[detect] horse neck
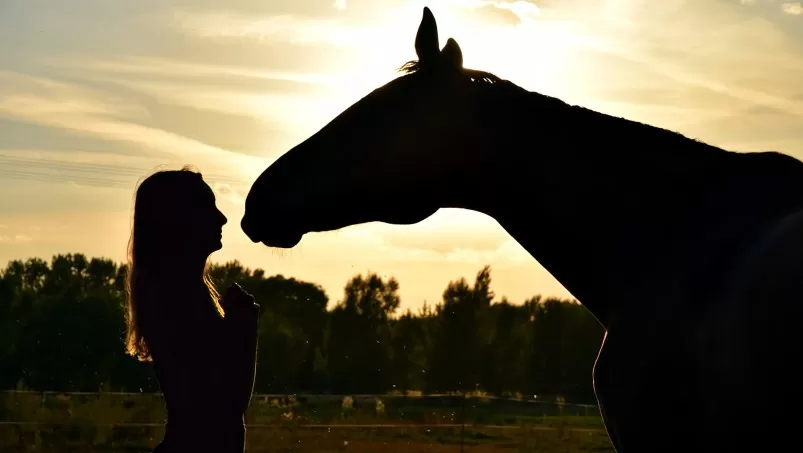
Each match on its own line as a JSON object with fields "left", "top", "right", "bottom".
{"left": 458, "top": 87, "right": 800, "bottom": 327}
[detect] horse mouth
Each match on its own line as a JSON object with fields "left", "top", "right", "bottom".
{"left": 242, "top": 204, "right": 439, "bottom": 248}
{"left": 241, "top": 215, "right": 305, "bottom": 248}
{"left": 260, "top": 232, "right": 303, "bottom": 249}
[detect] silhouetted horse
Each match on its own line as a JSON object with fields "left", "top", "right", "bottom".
{"left": 241, "top": 7, "right": 803, "bottom": 452}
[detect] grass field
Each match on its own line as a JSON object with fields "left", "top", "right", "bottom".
{"left": 0, "top": 391, "right": 615, "bottom": 452}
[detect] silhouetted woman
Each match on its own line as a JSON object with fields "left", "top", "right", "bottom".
{"left": 124, "top": 168, "right": 260, "bottom": 452}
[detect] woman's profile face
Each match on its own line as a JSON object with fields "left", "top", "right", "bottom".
{"left": 185, "top": 180, "right": 228, "bottom": 256}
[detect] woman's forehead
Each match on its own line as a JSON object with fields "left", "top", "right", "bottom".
{"left": 185, "top": 179, "right": 216, "bottom": 206}
{"left": 199, "top": 181, "right": 216, "bottom": 201}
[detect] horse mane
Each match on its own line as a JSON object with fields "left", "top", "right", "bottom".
{"left": 398, "top": 59, "right": 522, "bottom": 90}
{"left": 398, "top": 60, "right": 727, "bottom": 162}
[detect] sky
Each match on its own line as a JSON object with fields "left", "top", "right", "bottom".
{"left": 1, "top": 0, "right": 802, "bottom": 312}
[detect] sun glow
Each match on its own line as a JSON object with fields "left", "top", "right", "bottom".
{"left": 274, "top": 0, "right": 593, "bottom": 232}
{"left": 309, "top": 0, "right": 589, "bottom": 122}
{"left": 235, "top": 0, "right": 597, "bottom": 247}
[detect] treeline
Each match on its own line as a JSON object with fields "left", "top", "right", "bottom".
{"left": 0, "top": 254, "right": 605, "bottom": 403}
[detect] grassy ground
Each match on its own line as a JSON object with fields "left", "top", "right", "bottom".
{"left": 0, "top": 392, "right": 614, "bottom": 452}
{"left": 4, "top": 424, "right": 615, "bottom": 452}
{"left": 244, "top": 425, "right": 614, "bottom": 453}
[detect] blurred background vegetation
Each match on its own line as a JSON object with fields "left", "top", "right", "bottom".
{"left": 0, "top": 253, "right": 610, "bottom": 451}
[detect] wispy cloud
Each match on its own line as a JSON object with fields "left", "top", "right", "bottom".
{"left": 335, "top": 220, "right": 533, "bottom": 267}
{"left": 782, "top": 2, "right": 803, "bottom": 15}
{"left": 0, "top": 234, "right": 33, "bottom": 244}
{"left": 98, "top": 78, "right": 338, "bottom": 133}
{"left": 211, "top": 182, "right": 246, "bottom": 205}
{"left": 0, "top": 69, "right": 274, "bottom": 197}
{"left": 0, "top": 71, "right": 268, "bottom": 188}
{"left": 331, "top": 208, "right": 535, "bottom": 266}
{"left": 170, "top": 9, "right": 373, "bottom": 46}
{"left": 55, "top": 55, "right": 347, "bottom": 87}
{"left": 0, "top": 151, "right": 244, "bottom": 190}
{"left": 0, "top": 70, "right": 147, "bottom": 120}
{"left": 526, "top": 0, "right": 803, "bottom": 140}
{"left": 739, "top": 0, "right": 803, "bottom": 14}
{"left": 455, "top": 0, "right": 541, "bottom": 24}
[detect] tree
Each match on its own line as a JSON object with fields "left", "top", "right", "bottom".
{"left": 390, "top": 309, "right": 431, "bottom": 393}
{"left": 482, "top": 299, "right": 530, "bottom": 395}
{"left": 527, "top": 298, "right": 604, "bottom": 403}
{"left": 1, "top": 254, "right": 604, "bottom": 402}
{"left": 327, "top": 273, "right": 400, "bottom": 394}
{"left": 428, "top": 266, "right": 494, "bottom": 393}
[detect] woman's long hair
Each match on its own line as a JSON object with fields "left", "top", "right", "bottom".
{"left": 124, "top": 167, "right": 223, "bottom": 362}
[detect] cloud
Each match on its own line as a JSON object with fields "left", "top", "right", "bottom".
{"left": 0, "top": 234, "right": 33, "bottom": 244}
{"left": 333, "top": 222, "right": 534, "bottom": 268}
{"left": 738, "top": 0, "right": 803, "bottom": 16}
{"left": 339, "top": 208, "right": 535, "bottom": 266}
{"left": 96, "top": 78, "right": 339, "bottom": 134}
{"left": 0, "top": 70, "right": 277, "bottom": 196}
{"left": 0, "top": 70, "right": 147, "bottom": 120}
{"left": 782, "top": 2, "right": 803, "bottom": 14}
{"left": 450, "top": 0, "right": 540, "bottom": 25}
{"left": 55, "top": 55, "right": 347, "bottom": 88}
{"left": 0, "top": 150, "right": 245, "bottom": 191}
{"left": 744, "top": 104, "right": 788, "bottom": 115}
{"left": 41, "top": 55, "right": 356, "bottom": 156}
{"left": 376, "top": 231, "right": 533, "bottom": 266}
{"left": 379, "top": 227, "right": 508, "bottom": 255}
{"left": 441, "top": 239, "right": 533, "bottom": 265}
{"left": 5, "top": 101, "right": 242, "bottom": 166}
{"left": 0, "top": 71, "right": 269, "bottom": 189}
{"left": 464, "top": 0, "right": 541, "bottom": 22}
{"left": 50, "top": 54, "right": 381, "bottom": 119}
{"left": 563, "top": 2, "right": 803, "bottom": 118}
{"left": 211, "top": 182, "right": 245, "bottom": 205}
{"left": 170, "top": 9, "right": 375, "bottom": 46}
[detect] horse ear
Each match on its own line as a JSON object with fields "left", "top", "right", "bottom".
{"left": 415, "top": 7, "right": 440, "bottom": 64}
{"left": 441, "top": 38, "right": 463, "bottom": 69}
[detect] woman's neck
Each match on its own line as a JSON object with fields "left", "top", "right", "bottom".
{"left": 157, "top": 250, "right": 208, "bottom": 281}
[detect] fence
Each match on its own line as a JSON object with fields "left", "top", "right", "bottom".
{"left": 0, "top": 390, "right": 611, "bottom": 452}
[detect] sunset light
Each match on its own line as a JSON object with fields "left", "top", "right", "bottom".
{"left": 3, "top": 1, "right": 803, "bottom": 451}
{"left": 2, "top": 0, "right": 802, "bottom": 308}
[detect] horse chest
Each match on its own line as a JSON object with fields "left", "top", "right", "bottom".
{"left": 593, "top": 318, "right": 708, "bottom": 452}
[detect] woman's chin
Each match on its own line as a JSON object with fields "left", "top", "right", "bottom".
{"left": 209, "top": 238, "right": 223, "bottom": 253}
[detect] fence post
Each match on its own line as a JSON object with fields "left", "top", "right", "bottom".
{"left": 460, "top": 392, "right": 465, "bottom": 453}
